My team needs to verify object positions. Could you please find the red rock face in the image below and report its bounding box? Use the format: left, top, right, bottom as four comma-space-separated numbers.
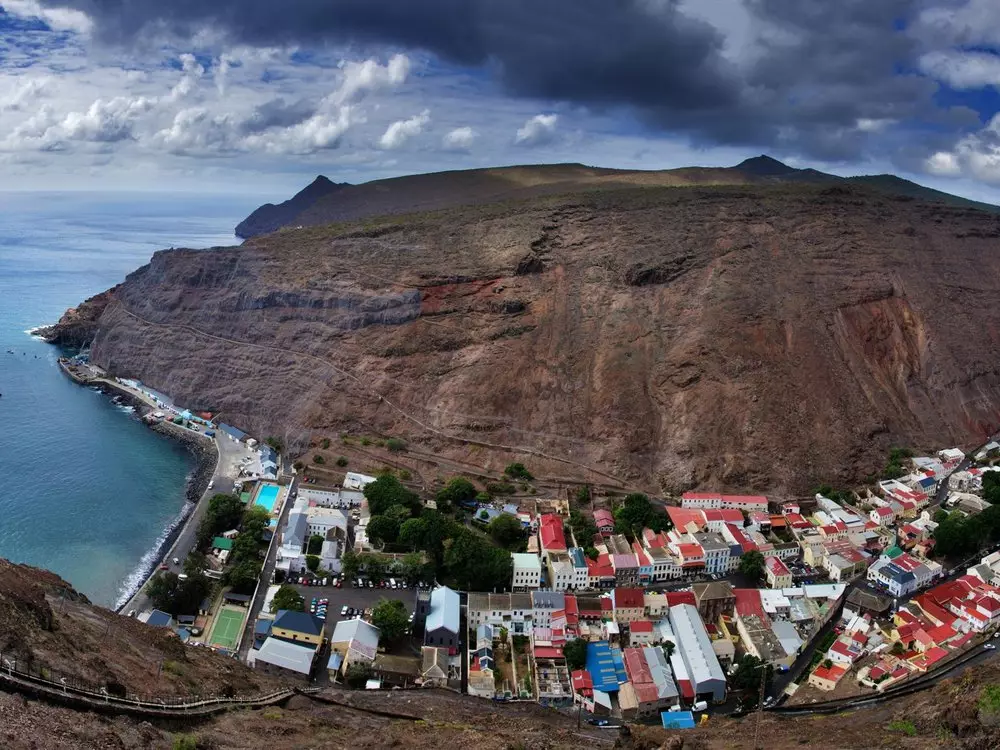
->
53, 183, 1000, 493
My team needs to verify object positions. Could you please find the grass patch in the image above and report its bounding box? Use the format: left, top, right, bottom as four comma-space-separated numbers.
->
162, 660, 183, 676
262, 709, 282, 720
172, 736, 197, 750
887, 719, 917, 736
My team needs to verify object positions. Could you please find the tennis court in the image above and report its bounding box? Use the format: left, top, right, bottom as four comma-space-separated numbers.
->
209, 606, 245, 649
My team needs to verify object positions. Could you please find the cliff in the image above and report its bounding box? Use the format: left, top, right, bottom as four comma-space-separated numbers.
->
51, 172, 1000, 494
235, 175, 348, 239
36, 287, 116, 349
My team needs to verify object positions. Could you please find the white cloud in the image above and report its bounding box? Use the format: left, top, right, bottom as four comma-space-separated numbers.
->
2, 0, 94, 34
442, 126, 477, 151
926, 151, 962, 177
0, 77, 50, 112
923, 115, 1000, 183
856, 118, 894, 133
336, 54, 410, 105
515, 113, 559, 147
379, 109, 430, 149
919, 50, 1000, 90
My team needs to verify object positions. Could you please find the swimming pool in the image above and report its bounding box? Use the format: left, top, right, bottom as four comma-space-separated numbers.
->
255, 483, 280, 513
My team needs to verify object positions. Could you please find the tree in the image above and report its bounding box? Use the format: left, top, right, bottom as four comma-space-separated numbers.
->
371, 598, 410, 643
613, 493, 661, 540
401, 551, 430, 584
341, 550, 361, 580
585, 546, 599, 560
478, 509, 490, 522
386, 437, 407, 453
436, 477, 477, 512
313, 454, 325, 464
336, 456, 349, 467
575, 485, 590, 504
223, 560, 262, 594
265, 436, 284, 453
362, 553, 389, 581
564, 638, 588, 671
984, 472, 1000, 505
196, 493, 244, 546
489, 513, 527, 550
729, 654, 773, 692
320, 438, 331, 449
504, 463, 533, 480
568, 510, 598, 548
344, 662, 373, 688
146, 571, 210, 616
366, 515, 401, 546
444, 531, 513, 591
386, 504, 413, 524
307, 534, 325, 556
364, 475, 421, 516
662, 640, 675, 659
306, 554, 321, 573
231, 533, 262, 564
270, 584, 304, 613
739, 550, 767, 582
398, 518, 428, 549
183, 552, 207, 577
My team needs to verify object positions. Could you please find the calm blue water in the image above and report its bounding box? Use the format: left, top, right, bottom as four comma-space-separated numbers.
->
0, 192, 261, 607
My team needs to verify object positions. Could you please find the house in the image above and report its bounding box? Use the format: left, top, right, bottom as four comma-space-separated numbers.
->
467, 592, 535, 635
808, 662, 849, 691
141, 609, 174, 629
272, 610, 324, 647
373, 653, 421, 687
631, 542, 654, 583
843, 588, 893, 619
532, 591, 567, 629
668, 604, 727, 703
539, 514, 568, 559
342, 472, 378, 491
330, 617, 380, 672
251, 636, 315, 682
305, 506, 348, 539
644, 592, 669, 619
629, 620, 655, 646
667, 507, 709, 533
611, 553, 640, 586
420, 646, 451, 688
569, 547, 590, 590
681, 492, 722, 509
870, 506, 896, 526
694, 533, 731, 575
612, 588, 646, 624
512, 552, 543, 590
586, 554, 616, 589
692, 581, 736, 624
764, 556, 792, 589
275, 498, 309, 574
547, 551, 576, 591
424, 585, 461, 649
211, 536, 233, 564
620, 647, 679, 719
594, 509, 616, 536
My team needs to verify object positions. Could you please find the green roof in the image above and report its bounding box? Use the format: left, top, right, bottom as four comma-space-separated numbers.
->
240, 492, 251, 504
212, 536, 234, 551
884, 545, 904, 559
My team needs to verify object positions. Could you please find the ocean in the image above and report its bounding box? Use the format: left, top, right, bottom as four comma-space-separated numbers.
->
0, 191, 261, 607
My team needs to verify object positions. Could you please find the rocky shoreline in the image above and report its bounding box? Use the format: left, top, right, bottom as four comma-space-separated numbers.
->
97, 383, 219, 611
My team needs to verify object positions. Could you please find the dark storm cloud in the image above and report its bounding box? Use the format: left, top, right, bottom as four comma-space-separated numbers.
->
35, 0, 966, 161
238, 97, 317, 135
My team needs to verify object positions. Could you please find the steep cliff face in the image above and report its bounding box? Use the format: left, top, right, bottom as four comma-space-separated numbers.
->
64, 182, 1000, 493
235, 175, 347, 238
36, 287, 116, 349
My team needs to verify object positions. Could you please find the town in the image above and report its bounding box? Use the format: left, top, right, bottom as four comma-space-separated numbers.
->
108, 374, 1000, 730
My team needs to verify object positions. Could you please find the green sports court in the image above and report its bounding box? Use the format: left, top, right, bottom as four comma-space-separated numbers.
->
209, 606, 245, 650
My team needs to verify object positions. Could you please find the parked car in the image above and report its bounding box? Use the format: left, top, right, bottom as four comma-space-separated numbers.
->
587, 719, 609, 726
341, 606, 348, 616
985, 644, 996, 650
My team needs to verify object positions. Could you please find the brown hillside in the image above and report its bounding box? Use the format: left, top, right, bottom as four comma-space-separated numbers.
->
51, 181, 1000, 493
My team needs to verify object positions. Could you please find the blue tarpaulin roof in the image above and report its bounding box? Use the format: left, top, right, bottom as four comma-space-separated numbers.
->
661, 711, 696, 729
586, 641, 627, 694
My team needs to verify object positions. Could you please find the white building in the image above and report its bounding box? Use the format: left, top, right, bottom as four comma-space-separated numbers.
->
275, 498, 309, 574
695, 533, 731, 575
512, 553, 542, 590
305, 506, 348, 539
547, 552, 575, 591
569, 548, 590, 590
667, 604, 727, 703
343, 472, 378, 491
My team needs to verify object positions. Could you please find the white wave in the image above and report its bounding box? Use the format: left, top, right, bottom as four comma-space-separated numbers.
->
113, 499, 195, 611
24, 324, 53, 340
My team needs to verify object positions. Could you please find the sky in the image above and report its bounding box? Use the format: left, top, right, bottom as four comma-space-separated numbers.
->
5, 1, 1000, 203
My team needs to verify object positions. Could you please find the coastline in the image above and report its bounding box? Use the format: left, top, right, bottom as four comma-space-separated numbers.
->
85, 382, 220, 612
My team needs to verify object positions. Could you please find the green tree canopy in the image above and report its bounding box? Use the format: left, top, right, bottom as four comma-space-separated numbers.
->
146, 571, 210, 616
568, 510, 598, 548
563, 638, 588, 671
366, 515, 401, 546
739, 550, 767, 582
444, 531, 512, 591
729, 654, 773, 692
398, 518, 428, 549
364, 475, 421, 516
341, 550, 361, 580
504, 463, 533, 480
436, 477, 477, 512
306, 554, 320, 572
613, 494, 672, 539
371, 598, 409, 643
270, 584, 304, 613
196, 493, 245, 546
223, 559, 262, 594
307, 534, 325, 556
489, 513, 527, 550
401, 551, 431, 584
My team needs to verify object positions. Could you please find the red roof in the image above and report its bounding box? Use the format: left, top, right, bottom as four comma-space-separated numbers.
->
785, 513, 812, 528
678, 679, 694, 700
667, 507, 706, 531
925, 623, 957, 644
631, 541, 651, 566
766, 556, 791, 577
666, 591, 696, 607
923, 646, 949, 666
875, 507, 893, 517
975, 595, 1000, 614
571, 670, 593, 695
564, 595, 579, 616
533, 646, 564, 659
703, 508, 744, 524
630, 620, 654, 633
812, 663, 848, 683
614, 587, 645, 609
726, 524, 757, 553
677, 543, 704, 558
587, 554, 615, 578
733, 588, 767, 620
539, 514, 567, 551
593, 509, 615, 526
682, 492, 722, 502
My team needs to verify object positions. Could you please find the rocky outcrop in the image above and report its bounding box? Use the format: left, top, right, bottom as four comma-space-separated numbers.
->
235, 175, 347, 238
36, 288, 116, 350
48, 177, 1000, 494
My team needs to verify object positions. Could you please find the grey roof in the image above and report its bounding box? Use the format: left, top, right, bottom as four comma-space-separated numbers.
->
427, 586, 460, 634
218, 423, 247, 440
668, 604, 727, 689
771, 620, 803, 656
531, 591, 566, 610
642, 647, 678, 700
284, 508, 308, 549
331, 618, 380, 651
255, 637, 314, 675
273, 609, 324, 636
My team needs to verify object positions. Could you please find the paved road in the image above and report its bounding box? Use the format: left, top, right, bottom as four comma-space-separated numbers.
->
121, 433, 254, 616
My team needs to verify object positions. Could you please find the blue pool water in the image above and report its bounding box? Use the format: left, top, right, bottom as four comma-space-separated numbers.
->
0, 191, 262, 607
255, 483, 280, 513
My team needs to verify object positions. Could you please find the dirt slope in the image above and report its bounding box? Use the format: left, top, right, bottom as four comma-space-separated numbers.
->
47, 179, 1000, 493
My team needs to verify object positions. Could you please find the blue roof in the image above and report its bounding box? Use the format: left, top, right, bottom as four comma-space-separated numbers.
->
918, 477, 935, 488
586, 641, 627, 694
327, 652, 343, 672
255, 619, 273, 635
218, 423, 247, 440
273, 609, 324, 636
427, 586, 460, 634
883, 563, 916, 584
569, 547, 587, 567
661, 711, 696, 729
146, 610, 173, 628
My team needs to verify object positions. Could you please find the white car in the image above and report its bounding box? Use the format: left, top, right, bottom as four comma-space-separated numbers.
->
985, 643, 996, 650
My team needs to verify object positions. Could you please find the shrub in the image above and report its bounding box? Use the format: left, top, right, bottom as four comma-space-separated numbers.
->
386, 437, 407, 453
400, 469, 412, 481
361, 437, 372, 446
336, 456, 349, 467
486, 481, 516, 495
320, 437, 331, 449
887, 719, 917, 736
293, 461, 304, 471
172, 735, 198, 750
504, 462, 533, 480
313, 454, 325, 465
